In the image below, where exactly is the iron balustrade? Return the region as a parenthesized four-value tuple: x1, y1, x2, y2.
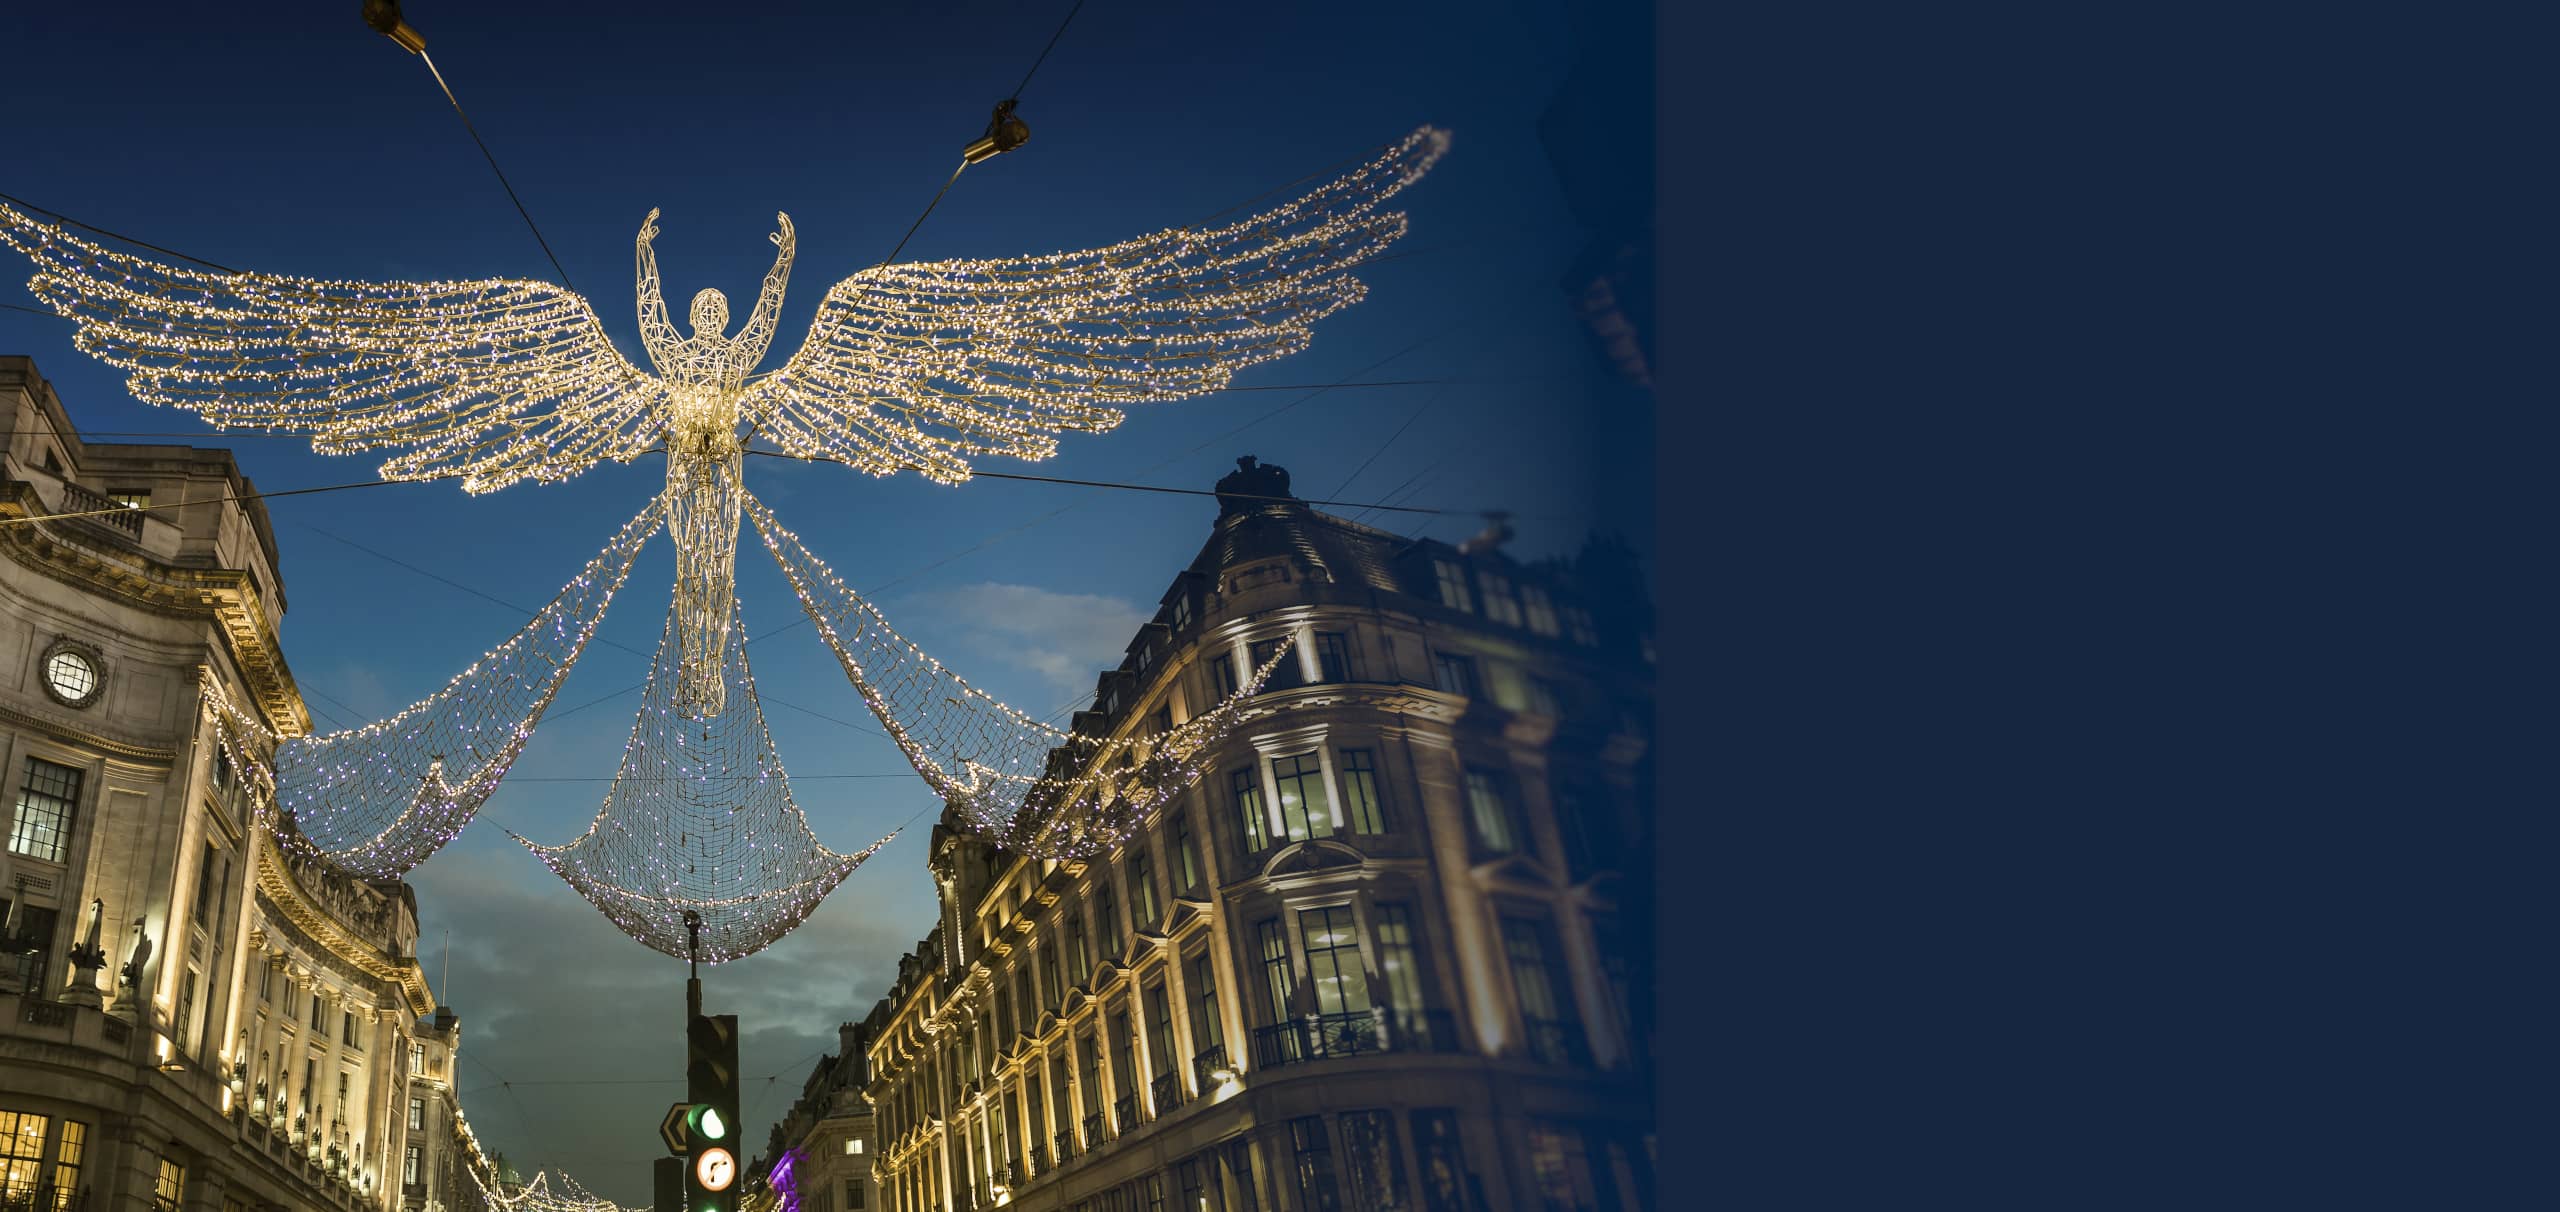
(1113, 1093, 1138, 1132)
(16, 999, 70, 1028)
(1191, 1044, 1231, 1090)
(1522, 1016, 1590, 1067)
(1053, 1130, 1077, 1164)
(1250, 1008, 1460, 1070)
(1151, 1070, 1183, 1112)
(1082, 1112, 1106, 1147)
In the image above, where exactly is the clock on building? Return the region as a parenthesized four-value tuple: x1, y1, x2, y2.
(41, 640, 102, 708)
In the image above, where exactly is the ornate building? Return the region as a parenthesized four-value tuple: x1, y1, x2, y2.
(853, 457, 1655, 1212)
(0, 356, 496, 1212)
(747, 1022, 878, 1212)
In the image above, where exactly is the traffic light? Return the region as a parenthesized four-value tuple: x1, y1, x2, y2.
(685, 1014, 740, 1212)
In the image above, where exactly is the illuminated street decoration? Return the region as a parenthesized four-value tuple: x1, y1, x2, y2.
(0, 127, 1447, 953)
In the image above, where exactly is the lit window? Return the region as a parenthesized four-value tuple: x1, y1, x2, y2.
(1432, 560, 1472, 612)
(1478, 572, 1523, 627)
(845, 1137, 863, 1155)
(1338, 750, 1386, 834)
(10, 757, 83, 863)
(43, 647, 101, 707)
(108, 490, 150, 510)
(410, 1098, 425, 1131)
(404, 1144, 422, 1186)
(154, 1156, 185, 1212)
(1270, 752, 1332, 840)
(1520, 584, 1561, 636)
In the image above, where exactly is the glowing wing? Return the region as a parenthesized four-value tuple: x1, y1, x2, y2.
(0, 201, 667, 494)
(742, 126, 1449, 483)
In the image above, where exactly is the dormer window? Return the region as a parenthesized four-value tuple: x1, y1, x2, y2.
(1171, 594, 1192, 631)
(1520, 584, 1561, 637)
(1479, 572, 1524, 627)
(1432, 559, 1473, 612)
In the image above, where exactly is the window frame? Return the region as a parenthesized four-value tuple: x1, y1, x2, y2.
(10, 756, 85, 864)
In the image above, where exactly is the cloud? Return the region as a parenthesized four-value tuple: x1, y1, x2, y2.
(406, 841, 927, 1207)
(896, 582, 1148, 699)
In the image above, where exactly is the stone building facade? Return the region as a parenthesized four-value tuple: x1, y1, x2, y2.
(0, 357, 495, 1212)
(748, 1022, 879, 1212)
(854, 458, 1655, 1212)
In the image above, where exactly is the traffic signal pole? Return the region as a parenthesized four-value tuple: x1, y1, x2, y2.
(678, 910, 741, 1212)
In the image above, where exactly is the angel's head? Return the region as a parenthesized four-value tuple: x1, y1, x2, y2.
(689, 288, 729, 336)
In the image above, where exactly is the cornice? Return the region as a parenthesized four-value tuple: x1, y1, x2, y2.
(0, 485, 310, 736)
(0, 699, 179, 762)
(253, 832, 434, 1016)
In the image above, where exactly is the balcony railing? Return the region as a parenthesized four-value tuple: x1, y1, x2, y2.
(17, 998, 71, 1028)
(1081, 1112, 1106, 1147)
(1150, 1070, 1183, 1113)
(56, 482, 141, 540)
(1113, 1093, 1138, 1132)
(1250, 1009, 1460, 1070)
(1053, 1129, 1076, 1165)
(1522, 1016, 1591, 1067)
(1191, 1044, 1231, 1091)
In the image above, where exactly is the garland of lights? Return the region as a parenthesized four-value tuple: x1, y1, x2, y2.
(510, 584, 897, 962)
(266, 500, 660, 877)
(743, 487, 1293, 858)
(469, 1169, 646, 1212)
(0, 125, 1448, 952)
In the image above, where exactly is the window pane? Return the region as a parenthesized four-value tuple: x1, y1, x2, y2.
(1296, 907, 1372, 1016)
(1432, 560, 1472, 612)
(1315, 633, 1354, 683)
(1464, 771, 1522, 854)
(1338, 750, 1386, 834)
(1339, 1111, 1405, 1212)
(11, 758, 83, 863)
(1189, 953, 1225, 1054)
(1270, 753, 1331, 840)
(1374, 904, 1426, 1018)
(1431, 654, 1475, 698)
(1255, 919, 1295, 1023)
(1291, 1117, 1342, 1212)
(1233, 769, 1269, 854)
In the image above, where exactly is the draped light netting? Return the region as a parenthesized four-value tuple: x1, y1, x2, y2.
(743, 489, 1291, 859)
(511, 590, 895, 962)
(265, 499, 660, 878)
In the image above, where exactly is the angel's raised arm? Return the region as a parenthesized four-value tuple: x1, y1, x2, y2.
(636, 208, 682, 361)
(736, 212, 795, 366)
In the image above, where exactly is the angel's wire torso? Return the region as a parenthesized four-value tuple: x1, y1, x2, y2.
(637, 212, 795, 715)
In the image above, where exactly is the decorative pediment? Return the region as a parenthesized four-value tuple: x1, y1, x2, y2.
(1259, 839, 1367, 880)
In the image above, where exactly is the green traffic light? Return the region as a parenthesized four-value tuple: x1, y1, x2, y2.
(698, 1106, 726, 1141)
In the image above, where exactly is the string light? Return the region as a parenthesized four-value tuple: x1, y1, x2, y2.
(511, 583, 897, 963)
(0, 124, 1449, 954)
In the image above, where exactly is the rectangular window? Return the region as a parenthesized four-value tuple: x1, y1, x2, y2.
(284, 983, 299, 1019)
(410, 1042, 425, 1074)
(995, 982, 1016, 1041)
(1095, 877, 1123, 960)
(1520, 584, 1561, 636)
(108, 490, 150, 510)
(1255, 918, 1295, 1024)
(410, 1098, 425, 1131)
(1270, 752, 1332, 840)
(1502, 915, 1582, 1064)
(1564, 606, 1599, 646)
(1171, 810, 1202, 894)
(54, 1119, 87, 1204)
(1233, 767, 1270, 855)
(312, 993, 327, 1031)
(1432, 560, 1473, 612)
(1188, 951, 1225, 1057)
(1410, 1112, 1469, 1212)
(1044, 938, 1067, 1007)
(1141, 1174, 1166, 1212)
(1291, 1117, 1343, 1212)
(10, 757, 82, 863)
(846, 1179, 865, 1209)
(1556, 787, 1620, 876)
(1314, 632, 1355, 683)
(1016, 968, 1038, 1031)
(1, 1110, 52, 1196)
(1077, 1035, 1103, 1137)
(153, 1157, 184, 1212)
(1431, 653, 1477, 699)
(1144, 980, 1176, 1096)
(1172, 594, 1192, 631)
(1338, 750, 1385, 834)
(1339, 1111, 1406, 1212)
(1463, 770, 1527, 856)
(1374, 904, 1427, 1020)
(404, 1144, 422, 1186)
(1477, 572, 1523, 626)
(260, 964, 272, 1003)
(1177, 1159, 1205, 1212)
(1209, 650, 1240, 700)
(1108, 1010, 1138, 1123)
(1296, 907, 1372, 1016)
(1128, 846, 1159, 929)
(193, 843, 222, 925)
(1026, 1072, 1046, 1163)
(1050, 1055, 1074, 1145)
(1067, 908, 1092, 986)
(1149, 705, 1174, 738)
(344, 1011, 360, 1048)
(846, 1136, 864, 1155)
(1586, 911, 1637, 1046)
(1248, 637, 1303, 693)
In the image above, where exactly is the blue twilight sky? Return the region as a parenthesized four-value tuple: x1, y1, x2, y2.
(2, 0, 1646, 1198)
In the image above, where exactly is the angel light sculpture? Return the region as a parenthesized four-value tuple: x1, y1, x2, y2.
(0, 127, 1447, 959)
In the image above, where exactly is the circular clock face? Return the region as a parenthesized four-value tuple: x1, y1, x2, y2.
(43, 646, 100, 707)
(695, 1147, 736, 1193)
